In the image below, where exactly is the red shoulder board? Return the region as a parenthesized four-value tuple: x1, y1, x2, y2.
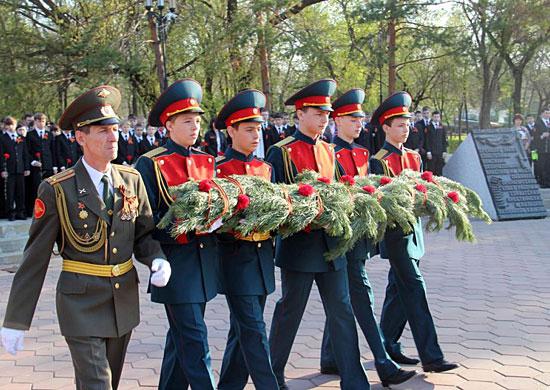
(155, 153, 215, 186)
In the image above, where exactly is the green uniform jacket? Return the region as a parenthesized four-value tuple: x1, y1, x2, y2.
(2, 159, 165, 337)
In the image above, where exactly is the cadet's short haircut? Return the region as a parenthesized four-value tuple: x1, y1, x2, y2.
(432, 111, 441, 116)
(422, 106, 431, 112)
(3, 116, 16, 125)
(415, 110, 421, 114)
(34, 112, 47, 120)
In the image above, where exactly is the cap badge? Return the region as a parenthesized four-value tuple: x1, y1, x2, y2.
(100, 105, 115, 117)
(97, 88, 111, 98)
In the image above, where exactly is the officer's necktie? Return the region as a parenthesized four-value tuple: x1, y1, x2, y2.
(101, 175, 114, 211)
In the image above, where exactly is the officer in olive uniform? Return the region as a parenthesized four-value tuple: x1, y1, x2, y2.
(214, 89, 279, 390)
(134, 79, 219, 390)
(266, 79, 370, 390)
(0, 86, 172, 390)
(369, 91, 458, 373)
(320, 89, 416, 387)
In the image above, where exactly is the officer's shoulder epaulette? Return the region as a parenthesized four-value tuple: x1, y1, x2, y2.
(46, 168, 75, 185)
(373, 148, 389, 161)
(114, 164, 139, 175)
(273, 136, 295, 149)
(142, 146, 167, 159)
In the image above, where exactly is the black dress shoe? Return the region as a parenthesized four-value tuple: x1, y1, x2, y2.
(423, 359, 459, 373)
(387, 351, 420, 365)
(381, 368, 417, 387)
(320, 366, 339, 375)
(15, 214, 27, 220)
(8, 215, 15, 221)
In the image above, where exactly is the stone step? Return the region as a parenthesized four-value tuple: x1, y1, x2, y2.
(0, 235, 28, 254)
(0, 219, 32, 238)
(540, 189, 550, 210)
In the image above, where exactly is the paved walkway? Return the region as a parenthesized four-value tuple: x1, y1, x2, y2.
(0, 218, 549, 389)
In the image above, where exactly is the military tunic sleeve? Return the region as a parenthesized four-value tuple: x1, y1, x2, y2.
(132, 172, 166, 267)
(265, 145, 286, 184)
(369, 157, 384, 175)
(3, 181, 59, 330)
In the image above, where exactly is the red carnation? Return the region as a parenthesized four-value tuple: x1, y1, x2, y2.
(421, 171, 434, 182)
(236, 194, 250, 210)
(3, 153, 10, 160)
(317, 177, 331, 184)
(447, 191, 460, 203)
(339, 175, 355, 186)
(127, 155, 133, 161)
(415, 184, 427, 193)
(35, 152, 41, 158)
(304, 224, 312, 233)
(66, 158, 72, 165)
(198, 179, 213, 192)
(362, 185, 376, 194)
(379, 176, 392, 185)
(298, 183, 315, 197)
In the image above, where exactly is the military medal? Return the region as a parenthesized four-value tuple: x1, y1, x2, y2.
(78, 202, 88, 220)
(118, 185, 139, 220)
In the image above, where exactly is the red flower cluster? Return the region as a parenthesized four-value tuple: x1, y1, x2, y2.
(3, 153, 10, 160)
(421, 171, 434, 182)
(298, 183, 315, 196)
(379, 176, 392, 185)
(35, 152, 41, 158)
(339, 175, 355, 186)
(66, 159, 72, 165)
(317, 176, 331, 184)
(236, 194, 250, 210)
(127, 155, 133, 161)
(447, 191, 460, 203)
(415, 184, 427, 193)
(362, 185, 376, 194)
(198, 179, 213, 192)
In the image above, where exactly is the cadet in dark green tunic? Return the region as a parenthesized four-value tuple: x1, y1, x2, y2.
(320, 89, 416, 387)
(1, 86, 171, 390)
(369, 91, 458, 374)
(135, 79, 220, 390)
(215, 89, 279, 390)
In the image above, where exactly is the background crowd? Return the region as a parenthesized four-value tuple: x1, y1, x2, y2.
(1, 105, 549, 221)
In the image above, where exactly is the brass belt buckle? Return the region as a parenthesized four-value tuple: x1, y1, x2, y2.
(111, 264, 122, 277)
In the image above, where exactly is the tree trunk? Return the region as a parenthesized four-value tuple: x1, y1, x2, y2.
(512, 67, 523, 114)
(387, 14, 396, 95)
(147, 13, 167, 92)
(257, 12, 272, 110)
(386, 0, 397, 95)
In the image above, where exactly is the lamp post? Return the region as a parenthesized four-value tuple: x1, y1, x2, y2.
(145, 0, 177, 91)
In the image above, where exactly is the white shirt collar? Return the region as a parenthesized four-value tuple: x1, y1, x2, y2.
(81, 157, 112, 195)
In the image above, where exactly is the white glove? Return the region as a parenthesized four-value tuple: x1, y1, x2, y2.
(207, 217, 223, 233)
(426, 151, 432, 160)
(150, 258, 171, 287)
(1, 327, 25, 355)
(52, 167, 58, 174)
(30, 160, 42, 167)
